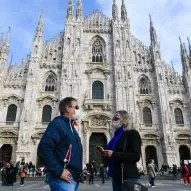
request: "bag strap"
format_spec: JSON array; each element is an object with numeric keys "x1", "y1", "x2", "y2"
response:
[
  {"x1": 122, "y1": 136, "x2": 128, "y2": 152},
  {"x1": 140, "y1": 148, "x2": 148, "y2": 187},
  {"x1": 121, "y1": 137, "x2": 127, "y2": 184}
]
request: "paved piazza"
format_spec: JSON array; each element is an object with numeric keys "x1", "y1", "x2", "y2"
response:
[{"x1": 1, "y1": 180, "x2": 191, "y2": 191}]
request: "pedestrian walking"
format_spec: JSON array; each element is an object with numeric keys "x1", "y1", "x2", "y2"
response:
[
  {"x1": 88, "y1": 163, "x2": 95, "y2": 184},
  {"x1": 83, "y1": 166, "x2": 88, "y2": 182},
  {"x1": 172, "y1": 164, "x2": 178, "y2": 180},
  {"x1": 97, "y1": 111, "x2": 142, "y2": 191},
  {"x1": 180, "y1": 164, "x2": 189, "y2": 185},
  {"x1": 147, "y1": 159, "x2": 156, "y2": 187},
  {"x1": 1, "y1": 163, "x2": 8, "y2": 186},
  {"x1": 19, "y1": 162, "x2": 27, "y2": 186},
  {"x1": 38, "y1": 97, "x2": 83, "y2": 191},
  {"x1": 99, "y1": 164, "x2": 105, "y2": 184}
]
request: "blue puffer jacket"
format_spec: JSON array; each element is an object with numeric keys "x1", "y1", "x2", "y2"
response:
[{"x1": 37, "y1": 116, "x2": 83, "y2": 179}]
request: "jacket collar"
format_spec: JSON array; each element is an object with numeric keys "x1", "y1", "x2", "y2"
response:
[{"x1": 60, "y1": 115, "x2": 71, "y2": 123}]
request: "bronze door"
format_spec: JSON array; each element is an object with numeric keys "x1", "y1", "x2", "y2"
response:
[{"x1": 89, "y1": 133, "x2": 107, "y2": 169}]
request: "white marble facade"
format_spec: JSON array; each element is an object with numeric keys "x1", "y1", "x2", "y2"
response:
[{"x1": 0, "y1": 0, "x2": 191, "y2": 169}]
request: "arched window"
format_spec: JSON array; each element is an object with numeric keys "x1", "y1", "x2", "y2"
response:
[
  {"x1": 45, "y1": 74, "x2": 57, "y2": 92},
  {"x1": 42, "y1": 105, "x2": 52, "y2": 123},
  {"x1": 139, "y1": 76, "x2": 152, "y2": 94},
  {"x1": 143, "y1": 107, "x2": 152, "y2": 126},
  {"x1": 92, "y1": 81, "x2": 104, "y2": 99},
  {"x1": 174, "y1": 108, "x2": 184, "y2": 125},
  {"x1": 6, "y1": 104, "x2": 17, "y2": 122},
  {"x1": 92, "y1": 39, "x2": 104, "y2": 63}
]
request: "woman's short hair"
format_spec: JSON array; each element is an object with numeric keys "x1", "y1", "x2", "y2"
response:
[{"x1": 116, "y1": 110, "x2": 133, "y2": 130}]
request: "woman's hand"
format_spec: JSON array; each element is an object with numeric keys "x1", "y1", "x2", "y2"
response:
[
  {"x1": 96, "y1": 146, "x2": 104, "y2": 154},
  {"x1": 103, "y1": 150, "x2": 113, "y2": 158}
]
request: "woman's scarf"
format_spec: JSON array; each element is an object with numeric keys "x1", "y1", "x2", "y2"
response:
[{"x1": 105, "y1": 127, "x2": 124, "y2": 177}]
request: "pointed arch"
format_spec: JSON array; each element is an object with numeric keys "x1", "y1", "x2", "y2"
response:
[
  {"x1": 6, "y1": 104, "x2": 17, "y2": 122},
  {"x1": 42, "y1": 105, "x2": 52, "y2": 123},
  {"x1": 143, "y1": 107, "x2": 152, "y2": 126},
  {"x1": 92, "y1": 80, "x2": 104, "y2": 99},
  {"x1": 174, "y1": 108, "x2": 184, "y2": 125},
  {"x1": 44, "y1": 71, "x2": 57, "y2": 92},
  {"x1": 91, "y1": 36, "x2": 106, "y2": 63},
  {"x1": 138, "y1": 75, "x2": 152, "y2": 94}
]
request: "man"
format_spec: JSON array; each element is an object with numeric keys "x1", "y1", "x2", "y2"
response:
[
  {"x1": 172, "y1": 164, "x2": 178, "y2": 180},
  {"x1": 147, "y1": 159, "x2": 156, "y2": 188},
  {"x1": 38, "y1": 97, "x2": 83, "y2": 191},
  {"x1": 99, "y1": 164, "x2": 105, "y2": 184}
]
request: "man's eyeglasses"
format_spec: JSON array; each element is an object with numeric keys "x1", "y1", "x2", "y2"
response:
[{"x1": 69, "y1": 105, "x2": 79, "y2": 110}]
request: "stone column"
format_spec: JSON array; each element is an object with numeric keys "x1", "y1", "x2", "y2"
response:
[{"x1": 86, "y1": 132, "x2": 91, "y2": 164}]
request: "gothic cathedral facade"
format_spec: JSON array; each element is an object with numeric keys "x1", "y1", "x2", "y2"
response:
[{"x1": 0, "y1": 0, "x2": 191, "y2": 169}]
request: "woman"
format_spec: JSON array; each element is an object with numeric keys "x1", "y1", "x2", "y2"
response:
[
  {"x1": 180, "y1": 163, "x2": 189, "y2": 185},
  {"x1": 97, "y1": 110, "x2": 142, "y2": 191},
  {"x1": 19, "y1": 162, "x2": 27, "y2": 186}
]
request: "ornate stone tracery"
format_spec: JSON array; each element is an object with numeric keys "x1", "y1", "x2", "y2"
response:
[
  {"x1": 84, "y1": 11, "x2": 112, "y2": 33},
  {"x1": 37, "y1": 95, "x2": 59, "y2": 108},
  {"x1": 138, "y1": 75, "x2": 152, "y2": 94}
]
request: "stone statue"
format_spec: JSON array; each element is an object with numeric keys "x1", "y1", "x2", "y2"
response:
[
  {"x1": 115, "y1": 41, "x2": 121, "y2": 60},
  {"x1": 65, "y1": 37, "x2": 71, "y2": 58},
  {"x1": 75, "y1": 38, "x2": 80, "y2": 58}
]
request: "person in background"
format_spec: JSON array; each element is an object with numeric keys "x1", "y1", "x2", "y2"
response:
[
  {"x1": 83, "y1": 165, "x2": 88, "y2": 182},
  {"x1": 180, "y1": 163, "x2": 189, "y2": 186},
  {"x1": 97, "y1": 110, "x2": 142, "y2": 191},
  {"x1": 19, "y1": 162, "x2": 27, "y2": 186},
  {"x1": 9, "y1": 162, "x2": 17, "y2": 186},
  {"x1": 88, "y1": 162, "x2": 95, "y2": 184},
  {"x1": 188, "y1": 163, "x2": 191, "y2": 185},
  {"x1": 1, "y1": 163, "x2": 8, "y2": 186},
  {"x1": 99, "y1": 164, "x2": 105, "y2": 184},
  {"x1": 147, "y1": 159, "x2": 156, "y2": 188},
  {"x1": 172, "y1": 164, "x2": 178, "y2": 180}
]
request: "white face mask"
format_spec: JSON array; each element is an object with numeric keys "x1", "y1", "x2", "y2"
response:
[
  {"x1": 112, "y1": 121, "x2": 121, "y2": 128},
  {"x1": 72, "y1": 109, "x2": 80, "y2": 120}
]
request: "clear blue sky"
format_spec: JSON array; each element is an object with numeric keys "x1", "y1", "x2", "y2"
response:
[{"x1": 0, "y1": 0, "x2": 191, "y2": 73}]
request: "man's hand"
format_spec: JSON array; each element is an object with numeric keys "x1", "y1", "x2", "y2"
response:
[
  {"x1": 60, "y1": 169, "x2": 72, "y2": 183},
  {"x1": 103, "y1": 150, "x2": 113, "y2": 158}
]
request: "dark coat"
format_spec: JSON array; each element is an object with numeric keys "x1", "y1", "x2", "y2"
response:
[
  {"x1": 38, "y1": 116, "x2": 83, "y2": 180},
  {"x1": 111, "y1": 129, "x2": 141, "y2": 182}
]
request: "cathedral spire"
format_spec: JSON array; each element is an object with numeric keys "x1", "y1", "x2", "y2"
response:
[
  {"x1": 76, "y1": 0, "x2": 83, "y2": 20},
  {"x1": 0, "y1": 27, "x2": 10, "y2": 63},
  {"x1": 187, "y1": 37, "x2": 191, "y2": 58},
  {"x1": 0, "y1": 32, "x2": 4, "y2": 50},
  {"x1": 4, "y1": 26, "x2": 11, "y2": 49},
  {"x1": 149, "y1": 15, "x2": 158, "y2": 46},
  {"x1": 121, "y1": 0, "x2": 127, "y2": 22},
  {"x1": 179, "y1": 37, "x2": 188, "y2": 72},
  {"x1": 112, "y1": 0, "x2": 119, "y2": 21},
  {"x1": 34, "y1": 10, "x2": 43, "y2": 42},
  {"x1": 67, "y1": 0, "x2": 73, "y2": 20}
]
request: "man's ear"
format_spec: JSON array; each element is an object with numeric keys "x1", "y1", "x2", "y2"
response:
[{"x1": 65, "y1": 106, "x2": 69, "y2": 113}]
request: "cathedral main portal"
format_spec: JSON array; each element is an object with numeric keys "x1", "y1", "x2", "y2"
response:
[
  {"x1": 0, "y1": 144, "x2": 13, "y2": 163},
  {"x1": 145, "y1": 145, "x2": 158, "y2": 167},
  {"x1": 89, "y1": 133, "x2": 107, "y2": 169},
  {"x1": 179, "y1": 145, "x2": 191, "y2": 163}
]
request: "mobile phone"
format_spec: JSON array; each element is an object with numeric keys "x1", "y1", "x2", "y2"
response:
[{"x1": 96, "y1": 145, "x2": 104, "y2": 152}]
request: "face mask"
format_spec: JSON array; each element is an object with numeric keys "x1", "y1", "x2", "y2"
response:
[
  {"x1": 112, "y1": 121, "x2": 121, "y2": 128},
  {"x1": 72, "y1": 109, "x2": 80, "y2": 120}
]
